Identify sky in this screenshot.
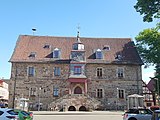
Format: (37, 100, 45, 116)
(0, 0, 157, 83)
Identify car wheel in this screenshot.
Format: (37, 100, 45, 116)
(129, 118, 137, 120)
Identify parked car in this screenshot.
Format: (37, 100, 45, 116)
(150, 106, 160, 111)
(14, 109, 33, 120)
(151, 110, 160, 120)
(0, 108, 33, 120)
(0, 108, 19, 120)
(123, 108, 153, 120)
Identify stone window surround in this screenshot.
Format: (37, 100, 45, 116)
(96, 88, 104, 98)
(117, 88, 125, 99)
(54, 67, 61, 76)
(27, 66, 35, 77)
(72, 84, 84, 94)
(116, 67, 125, 78)
(96, 67, 103, 77)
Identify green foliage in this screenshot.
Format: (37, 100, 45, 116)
(135, 24, 160, 65)
(135, 24, 160, 95)
(134, 0, 160, 22)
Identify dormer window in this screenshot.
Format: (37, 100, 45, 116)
(103, 45, 110, 51)
(53, 48, 60, 58)
(115, 54, 122, 60)
(43, 44, 50, 49)
(96, 49, 103, 59)
(29, 52, 36, 58)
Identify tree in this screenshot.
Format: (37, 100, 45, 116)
(134, 0, 160, 22)
(135, 25, 160, 66)
(135, 25, 160, 104)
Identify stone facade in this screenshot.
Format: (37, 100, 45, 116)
(9, 63, 143, 110)
(9, 34, 143, 111)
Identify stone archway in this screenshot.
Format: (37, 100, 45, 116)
(74, 86, 82, 94)
(68, 106, 76, 111)
(79, 106, 87, 111)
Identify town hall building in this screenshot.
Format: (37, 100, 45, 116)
(9, 32, 143, 111)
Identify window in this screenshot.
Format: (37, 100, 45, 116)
(118, 89, 125, 99)
(53, 48, 60, 58)
(29, 52, 36, 58)
(115, 54, 122, 60)
(53, 88, 58, 97)
(117, 67, 124, 78)
(30, 88, 36, 96)
(96, 49, 103, 59)
(28, 67, 35, 77)
(97, 67, 103, 77)
(54, 67, 61, 76)
(97, 89, 103, 98)
(43, 44, 50, 49)
(103, 45, 110, 51)
(74, 66, 82, 75)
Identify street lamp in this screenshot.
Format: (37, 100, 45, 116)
(116, 88, 119, 111)
(12, 67, 17, 109)
(38, 87, 41, 111)
(155, 78, 160, 105)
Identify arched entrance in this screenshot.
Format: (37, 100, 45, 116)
(79, 106, 87, 111)
(68, 106, 76, 111)
(74, 86, 82, 94)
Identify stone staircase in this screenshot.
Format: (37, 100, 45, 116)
(49, 94, 101, 111)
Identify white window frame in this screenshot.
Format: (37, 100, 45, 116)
(29, 87, 37, 96)
(53, 87, 59, 97)
(96, 67, 103, 77)
(96, 49, 103, 59)
(53, 48, 60, 58)
(28, 66, 35, 77)
(117, 67, 124, 78)
(96, 88, 103, 98)
(74, 66, 82, 75)
(54, 67, 61, 76)
(117, 89, 125, 99)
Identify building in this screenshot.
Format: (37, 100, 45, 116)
(9, 32, 143, 111)
(142, 80, 155, 107)
(0, 79, 9, 107)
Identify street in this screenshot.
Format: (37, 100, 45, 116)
(33, 111, 124, 120)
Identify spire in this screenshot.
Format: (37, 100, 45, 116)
(77, 25, 81, 43)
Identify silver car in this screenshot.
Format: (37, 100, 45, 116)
(123, 108, 153, 120)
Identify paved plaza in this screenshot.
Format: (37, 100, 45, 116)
(33, 111, 124, 120)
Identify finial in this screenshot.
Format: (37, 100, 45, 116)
(77, 24, 81, 43)
(32, 28, 36, 35)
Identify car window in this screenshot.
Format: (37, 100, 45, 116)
(138, 109, 152, 114)
(126, 109, 138, 114)
(139, 110, 145, 114)
(7, 110, 18, 115)
(0, 111, 4, 116)
(146, 109, 153, 114)
(21, 111, 29, 116)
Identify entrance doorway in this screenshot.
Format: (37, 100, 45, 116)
(68, 106, 76, 111)
(74, 86, 82, 94)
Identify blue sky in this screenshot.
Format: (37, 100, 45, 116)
(0, 0, 157, 83)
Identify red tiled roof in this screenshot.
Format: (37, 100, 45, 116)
(9, 35, 143, 64)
